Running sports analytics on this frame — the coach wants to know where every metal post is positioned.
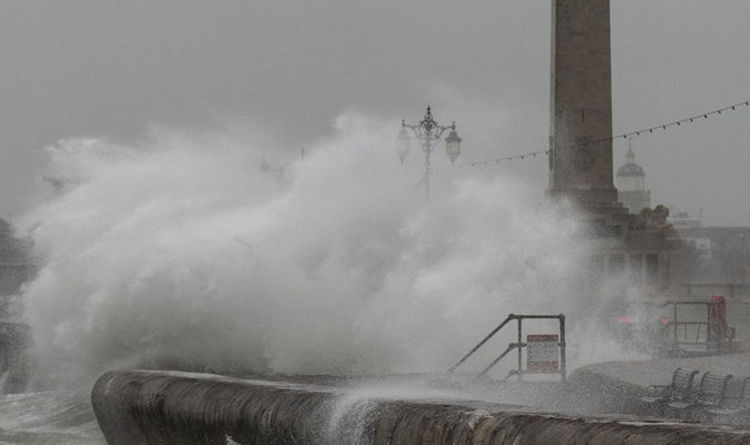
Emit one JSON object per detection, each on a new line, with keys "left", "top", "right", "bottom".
{"left": 739, "top": 233, "right": 746, "bottom": 283}
{"left": 424, "top": 140, "right": 432, "bottom": 201}
{"left": 517, "top": 318, "right": 523, "bottom": 381}
{"left": 559, "top": 314, "right": 566, "bottom": 383}
{"left": 707, "top": 304, "right": 712, "bottom": 352}
{"left": 673, "top": 303, "right": 678, "bottom": 349}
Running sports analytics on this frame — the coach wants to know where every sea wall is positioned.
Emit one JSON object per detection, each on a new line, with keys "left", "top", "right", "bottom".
{"left": 92, "top": 370, "right": 750, "bottom": 445}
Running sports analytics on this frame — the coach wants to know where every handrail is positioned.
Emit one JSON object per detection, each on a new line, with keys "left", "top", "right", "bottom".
{"left": 479, "top": 343, "right": 518, "bottom": 376}
{"left": 449, "top": 313, "right": 566, "bottom": 383}
{"left": 448, "top": 314, "right": 516, "bottom": 373}
{"left": 668, "top": 300, "right": 733, "bottom": 355}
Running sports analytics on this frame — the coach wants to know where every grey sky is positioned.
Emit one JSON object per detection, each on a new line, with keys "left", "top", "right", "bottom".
{"left": 1, "top": 1, "right": 750, "bottom": 225}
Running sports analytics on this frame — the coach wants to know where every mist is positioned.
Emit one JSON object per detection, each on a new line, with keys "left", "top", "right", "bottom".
{"left": 13, "top": 113, "right": 647, "bottom": 389}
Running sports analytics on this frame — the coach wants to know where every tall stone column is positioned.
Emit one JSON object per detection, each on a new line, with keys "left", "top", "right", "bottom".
{"left": 548, "top": 0, "right": 617, "bottom": 207}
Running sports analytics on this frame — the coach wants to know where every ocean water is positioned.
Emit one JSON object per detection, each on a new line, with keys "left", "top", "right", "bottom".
{"left": 0, "top": 391, "right": 101, "bottom": 444}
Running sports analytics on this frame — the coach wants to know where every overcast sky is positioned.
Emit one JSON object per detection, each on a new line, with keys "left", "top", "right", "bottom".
{"left": 2, "top": 1, "right": 750, "bottom": 225}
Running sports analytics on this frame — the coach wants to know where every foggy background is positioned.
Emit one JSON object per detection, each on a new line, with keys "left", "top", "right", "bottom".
{"left": 1, "top": 0, "right": 750, "bottom": 225}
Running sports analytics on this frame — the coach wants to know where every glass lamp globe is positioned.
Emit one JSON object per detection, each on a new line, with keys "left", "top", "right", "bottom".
{"left": 445, "top": 127, "right": 461, "bottom": 165}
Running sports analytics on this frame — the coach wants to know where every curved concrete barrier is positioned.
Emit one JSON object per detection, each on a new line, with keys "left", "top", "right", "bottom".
{"left": 92, "top": 370, "right": 750, "bottom": 444}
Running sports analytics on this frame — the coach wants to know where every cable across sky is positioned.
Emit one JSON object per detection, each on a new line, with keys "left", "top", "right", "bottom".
{"left": 453, "top": 98, "right": 750, "bottom": 169}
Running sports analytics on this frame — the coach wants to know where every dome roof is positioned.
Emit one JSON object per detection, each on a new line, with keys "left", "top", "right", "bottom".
{"left": 616, "top": 162, "right": 645, "bottom": 178}
{"left": 616, "top": 145, "right": 645, "bottom": 178}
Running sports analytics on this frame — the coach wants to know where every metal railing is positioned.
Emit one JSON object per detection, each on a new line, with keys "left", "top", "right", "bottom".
{"left": 449, "top": 313, "right": 566, "bottom": 382}
{"left": 666, "top": 301, "right": 735, "bottom": 354}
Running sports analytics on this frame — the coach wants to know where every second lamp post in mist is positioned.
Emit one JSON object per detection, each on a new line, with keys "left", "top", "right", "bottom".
{"left": 398, "top": 106, "right": 462, "bottom": 200}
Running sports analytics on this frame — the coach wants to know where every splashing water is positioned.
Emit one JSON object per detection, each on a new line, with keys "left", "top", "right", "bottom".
{"left": 17, "top": 113, "right": 632, "bottom": 390}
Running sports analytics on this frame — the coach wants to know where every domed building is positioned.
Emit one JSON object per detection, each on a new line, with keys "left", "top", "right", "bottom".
{"left": 615, "top": 142, "right": 651, "bottom": 214}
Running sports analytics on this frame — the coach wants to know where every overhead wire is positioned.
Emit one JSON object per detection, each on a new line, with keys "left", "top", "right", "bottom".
{"left": 449, "top": 99, "right": 750, "bottom": 169}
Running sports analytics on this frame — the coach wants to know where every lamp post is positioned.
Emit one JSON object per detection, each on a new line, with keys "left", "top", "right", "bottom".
{"left": 398, "top": 106, "right": 462, "bottom": 200}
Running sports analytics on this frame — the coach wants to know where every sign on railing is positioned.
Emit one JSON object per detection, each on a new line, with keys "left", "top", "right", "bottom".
{"left": 526, "top": 334, "right": 560, "bottom": 373}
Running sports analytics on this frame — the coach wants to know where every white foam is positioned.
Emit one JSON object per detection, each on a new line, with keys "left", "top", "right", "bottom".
{"left": 17, "top": 113, "right": 630, "bottom": 388}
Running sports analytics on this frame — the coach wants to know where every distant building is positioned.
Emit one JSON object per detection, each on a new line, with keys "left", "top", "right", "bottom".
{"left": 668, "top": 209, "right": 704, "bottom": 229}
{"left": 615, "top": 142, "right": 651, "bottom": 214}
{"left": 676, "top": 225, "right": 750, "bottom": 284}
{"left": 667, "top": 210, "right": 709, "bottom": 260}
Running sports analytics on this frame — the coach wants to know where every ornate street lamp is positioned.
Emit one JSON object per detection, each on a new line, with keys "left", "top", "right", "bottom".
{"left": 399, "top": 106, "right": 462, "bottom": 200}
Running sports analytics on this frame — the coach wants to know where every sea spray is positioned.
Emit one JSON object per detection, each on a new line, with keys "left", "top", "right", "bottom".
{"left": 17, "top": 113, "right": 632, "bottom": 389}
